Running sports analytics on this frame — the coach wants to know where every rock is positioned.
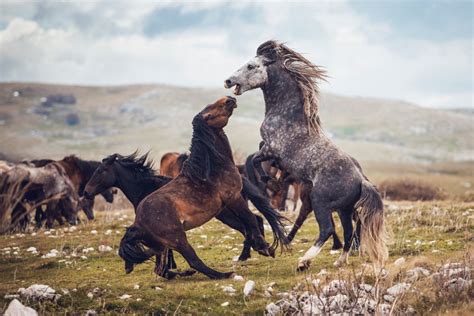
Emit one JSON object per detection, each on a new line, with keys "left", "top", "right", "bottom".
{"left": 265, "top": 302, "right": 281, "bottom": 315}
{"left": 4, "top": 294, "right": 20, "bottom": 299}
{"left": 90, "top": 230, "right": 97, "bottom": 235}
{"left": 233, "top": 275, "right": 244, "bottom": 281}
{"left": 4, "top": 299, "right": 38, "bottom": 316}
{"left": 85, "top": 310, "right": 97, "bottom": 316}
{"left": 378, "top": 303, "right": 392, "bottom": 315}
{"left": 406, "top": 267, "right": 430, "bottom": 281}
{"left": 328, "top": 293, "right": 349, "bottom": 313}
{"left": 317, "top": 269, "right": 328, "bottom": 276}
{"left": 119, "top": 294, "right": 131, "bottom": 300}
{"left": 87, "top": 292, "right": 93, "bottom": 299}
{"left": 18, "top": 285, "right": 60, "bottom": 301}
{"left": 387, "top": 283, "right": 410, "bottom": 296}
{"left": 98, "top": 245, "right": 112, "bottom": 253}
{"left": 133, "top": 284, "right": 140, "bottom": 290}
{"left": 222, "top": 285, "right": 236, "bottom": 294}
{"left": 358, "top": 283, "right": 375, "bottom": 295}
{"left": 221, "top": 301, "right": 229, "bottom": 307}
{"left": 323, "top": 280, "right": 347, "bottom": 296}
{"left": 384, "top": 294, "right": 395, "bottom": 303}
{"left": 394, "top": 257, "right": 405, "bottom": 266}
{"left": 243, "top": 280, "right": 255, "bottom": 296}
{"left": 444, "top": 278, "right": 472, "bottom": 292}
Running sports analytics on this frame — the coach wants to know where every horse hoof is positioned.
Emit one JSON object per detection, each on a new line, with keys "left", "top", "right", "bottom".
{"left": 257, "top": 248, "right": 271, "bottom": 257}
{"left": 178, "top": 269, "right": 197, "bottom": 277}
{"left": 238, "top": 255, "right": 250, "bottom": 261}
{"left": 125, "top": 262, "right": 134, "bottom": 274}
{"left": 296, "top": 261, "right": 310, "bottom": 272}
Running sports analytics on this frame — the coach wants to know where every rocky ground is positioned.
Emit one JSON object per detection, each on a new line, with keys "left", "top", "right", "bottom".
{"left": 0, "top": 201, "right": 473, "bottom": 314}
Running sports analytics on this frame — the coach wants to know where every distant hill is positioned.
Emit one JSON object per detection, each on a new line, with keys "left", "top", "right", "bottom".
{"left": 0, "top": 82, "right": 472, "bottom": 164}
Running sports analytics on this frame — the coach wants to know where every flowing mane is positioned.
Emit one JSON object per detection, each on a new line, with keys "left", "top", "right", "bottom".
{"left": 181, "top": 114, "right": 226, "bottom": 183}
{"left": 103, "top": 151, "right": 156, "bottom": 178}
{"left": 257, "top": 40, "right": 327, "bottom": 134}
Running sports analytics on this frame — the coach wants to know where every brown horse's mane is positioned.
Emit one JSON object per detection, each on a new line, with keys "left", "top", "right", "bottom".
{"left": 181, "top": 114, "right": 226, "bottom": 183}
{"left": 103, "top": 151, "right": 156, "bottom": 178}
{"left": 257, "top": 40, "right": 327, "bottom": 135}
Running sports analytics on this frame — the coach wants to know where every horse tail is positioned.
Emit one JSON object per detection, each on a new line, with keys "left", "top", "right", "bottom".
{"left": 244, "top": 154, "right": 260, "bottom": 189}
{"left": 355, "top": 179, "right": 389, "bottom": 268}
{"left": 242, "top": 177, "right": 290, "bottom": 251}
{"left": 118, "top": 226, "right": 152, "bottom": 266}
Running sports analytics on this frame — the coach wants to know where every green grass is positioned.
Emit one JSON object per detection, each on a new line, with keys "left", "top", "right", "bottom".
{"left": 0, "top": 201, "right": 473, "bottom": 314}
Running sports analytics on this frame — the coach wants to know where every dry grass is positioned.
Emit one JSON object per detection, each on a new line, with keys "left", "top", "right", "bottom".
{"left": 0, "top": 200, "right": 472, "bottom": 314}
{"left": 379, "top": 178, "right": 445, "bottom": 201}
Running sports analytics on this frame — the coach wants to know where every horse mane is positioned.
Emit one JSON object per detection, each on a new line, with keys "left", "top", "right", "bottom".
{"left": 257, "top": 40, "right": 327, "bottom": 135}
{"left": 181, "top": 114, "right": 226, "bottom": 183}
{"left": 104, "top": 151, "right": 156, "bottom": 178}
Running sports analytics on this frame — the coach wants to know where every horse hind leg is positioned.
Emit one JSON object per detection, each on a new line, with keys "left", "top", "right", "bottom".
{"left": 334, "top": 208, "right": 355, "bottom": 267}
{"left": 175, "top": 235, "right": 234, "bottom": 280}
{"left": 331, "top": 215, "right": 343, "bottom": 250}
{"left": 297, "top": 205, "right": 335, "bottom": 272}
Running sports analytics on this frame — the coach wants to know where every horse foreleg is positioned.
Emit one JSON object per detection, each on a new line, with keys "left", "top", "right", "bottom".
{"left": 252, "top": 146, "right": 276, "bottom": 183}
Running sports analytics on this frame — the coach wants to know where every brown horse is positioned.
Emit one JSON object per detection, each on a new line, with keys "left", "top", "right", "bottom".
{"left": 119, "top": 96, "right": 288, "bottom": 279}
{"left": 159, "top": 152, "right": 188, "bottom": 178}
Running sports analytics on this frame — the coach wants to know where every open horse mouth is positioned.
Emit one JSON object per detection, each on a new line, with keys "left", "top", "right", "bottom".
{"left": 224, "top": 80, "right": 241, "bottom": 95}
{"left": 233, "top": 84, "right": 241, "bottom": 95}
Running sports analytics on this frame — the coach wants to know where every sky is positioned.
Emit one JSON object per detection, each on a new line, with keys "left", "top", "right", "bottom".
{"left": 0, "top": 0, "right": 472, "bottom": 108}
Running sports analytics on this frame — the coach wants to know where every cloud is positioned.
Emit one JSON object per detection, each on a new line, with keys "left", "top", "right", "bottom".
{"left": 0, "top": 0, "right": 471, "bottom": 108}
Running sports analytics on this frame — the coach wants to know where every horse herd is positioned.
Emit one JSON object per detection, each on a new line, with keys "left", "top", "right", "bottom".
{"left": 0, "top": 40, "right": 388, "bottom": 280}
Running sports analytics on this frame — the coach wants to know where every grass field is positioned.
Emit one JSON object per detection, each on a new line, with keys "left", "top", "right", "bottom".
{"left": 0, "top": 200, "right": 472, "bottom": 314}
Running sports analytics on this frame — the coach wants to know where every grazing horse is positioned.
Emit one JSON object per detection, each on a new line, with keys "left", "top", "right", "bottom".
{"left": 119, "top": 96, "right": 288, "bottom": 279}
{"left": 84, "top": 152, "right": 276, "bottom": 270}
{"left": 225, "top": 40, "right": 388, "bottom": 269}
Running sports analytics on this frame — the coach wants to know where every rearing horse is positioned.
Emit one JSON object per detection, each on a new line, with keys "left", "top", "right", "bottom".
{"left": 119, "top": 96, "right": 288, "bottom": 279}
{"left": 225, "top": 40, "right": 388, "bottom": 270}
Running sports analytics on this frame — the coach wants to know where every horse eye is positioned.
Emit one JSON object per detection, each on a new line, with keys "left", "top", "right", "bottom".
{"left": 247, "top": 64, "right": 256, "bottom": 70}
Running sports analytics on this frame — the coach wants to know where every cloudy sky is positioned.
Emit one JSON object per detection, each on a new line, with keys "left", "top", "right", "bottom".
{"left": 0, "top": 0, "right": 472, "bottom": 108}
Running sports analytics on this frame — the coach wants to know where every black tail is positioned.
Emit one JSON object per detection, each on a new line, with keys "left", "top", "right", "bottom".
{"left": 242, "top": 177, "right": 290, "bottom": 251}
{"left": 244, "top": 154, "right": 263, "bottom": 191}
{"left": 118, "top": 226, "right": 153, "bottom": 265}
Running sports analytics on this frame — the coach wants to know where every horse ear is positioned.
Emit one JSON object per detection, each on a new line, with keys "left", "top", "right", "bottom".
{"left": 103, "top": 154, "right": 117, "bottom": 165}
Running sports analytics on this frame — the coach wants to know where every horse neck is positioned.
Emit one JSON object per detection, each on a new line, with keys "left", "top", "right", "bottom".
{"left": 115, "top": 169, "right": 153, "bottom": 208}
{"left": 215, "top": 131, "right": 234, "bottom": 164}
{"left": 262, "top": 67, "right": 307, "bottom": 126}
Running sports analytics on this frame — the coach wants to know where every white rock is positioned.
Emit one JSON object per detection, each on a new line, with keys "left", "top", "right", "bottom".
{"left": 155, "top": 286, "right": 162, "bottom": 291}
{"left": 18, "top": 285, "right": 60, "bottom": 301}
{"left": 82, "top": 247, "right": 94, "bottom": 254}
{"left": 406, "top": 267, "right": 430, "bottom": 281}
{"left": 378, "top": 303, "right": 392, "bottom": 315}
{"left": 384, "top": 294, "right": 395, "bottom": 303}
{"left": 4, "top": 299, "right": 38, "bottom": 316}
{"left": 243, "top": 280, "right": 255, "bottom": 296}
{"left": 90, "top": 230, "right": 97, "bottom": 235}
{"left": 387, "top": 283, "right": 411, "bottom": 296}
{"left": 317, "top": 269, "right": 328, "bottom": 276}
{"left": 133, "top": 284, "right": 140, "bottom": 290}
{"left": 98, "top": 245, "right": 112, "bottom": 253}
{"left": 119, "top": 294, "right": 131, "bottom": 300}
{"left": 328, "top": 293, "right": 349, "bottom": 313}
{"left": 444, "top": 278, "right": 473, "bottom": 292}
{"left": 394, "top": 257, "right": 405, "bottom": 266}
{"left": 265, "top": 302, "right": 281, "bottom": 315}
{"left": 87, "top": 292, "right": 93, "bottom": 299}
{"left": 222, "top": 285, "right": 236, "bottom": 294}
{"left": 329, "top": 250, "right": 340, "bottom": 255}
{"left": 233, "top": 275, "right": 244, "bottom": 281}
{"left": 4, "top": 294, "right": 20, "bottom": 299}
{"left": 26, "top": 247, "right": 37, "bottom": 253}
{"left": 221, "top": 301, "right": 229, "bottom": 307}
{"left": 105, "top": 229, "right": 112, "bottom": 235}
{"left": 323, "top": 280, "right": 347, "bottom": 296}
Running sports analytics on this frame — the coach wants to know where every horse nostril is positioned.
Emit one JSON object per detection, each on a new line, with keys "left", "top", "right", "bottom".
{"left": 225, "top": 79, "right": 232, "bottom": 87}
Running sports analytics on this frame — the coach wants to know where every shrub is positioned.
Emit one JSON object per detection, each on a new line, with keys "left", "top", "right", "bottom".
{"left": 378, "top": 178, "right": 444, "bottom": 201}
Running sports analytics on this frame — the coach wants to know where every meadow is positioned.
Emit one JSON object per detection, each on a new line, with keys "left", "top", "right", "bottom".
{"left": 1, "top": 200, "right": 472, "bottom": 314}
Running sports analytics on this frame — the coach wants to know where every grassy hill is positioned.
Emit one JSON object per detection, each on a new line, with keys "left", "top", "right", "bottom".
{"left": 0, "top": 82, "right": 472, "bottom": 197}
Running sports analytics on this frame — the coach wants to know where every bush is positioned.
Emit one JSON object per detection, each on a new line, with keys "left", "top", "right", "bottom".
{"left": 378, "top": 178, "right": 444, "bottom": 201}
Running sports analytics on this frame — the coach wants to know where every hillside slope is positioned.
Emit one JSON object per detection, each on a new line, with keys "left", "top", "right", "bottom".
{"left": 0, "top": 83, "right": 472, "bottom": 163}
